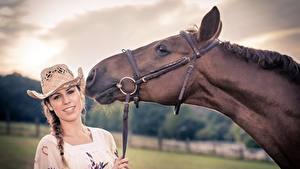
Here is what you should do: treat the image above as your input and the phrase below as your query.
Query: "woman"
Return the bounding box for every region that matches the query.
[27,64,129,169]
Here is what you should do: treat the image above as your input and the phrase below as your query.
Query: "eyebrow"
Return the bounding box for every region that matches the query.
[66,86,75,91]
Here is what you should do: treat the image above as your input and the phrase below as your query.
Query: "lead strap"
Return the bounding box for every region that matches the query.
[122,94,130,158]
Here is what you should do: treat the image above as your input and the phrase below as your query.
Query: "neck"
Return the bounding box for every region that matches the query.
[186,47,300,169]
[60,117,86,137]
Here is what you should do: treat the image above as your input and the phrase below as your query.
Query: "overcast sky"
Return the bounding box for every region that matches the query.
[1,0,299,79]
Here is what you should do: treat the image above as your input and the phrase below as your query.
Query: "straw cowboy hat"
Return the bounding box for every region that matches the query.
[27,64,85,100]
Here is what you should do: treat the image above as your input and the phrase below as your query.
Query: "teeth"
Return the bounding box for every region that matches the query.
[64,106,75,112]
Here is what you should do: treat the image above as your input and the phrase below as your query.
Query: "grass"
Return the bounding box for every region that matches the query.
[0,135,39,169]
[0,121,50,137]
[127,147,279,169]
[0,134,279,169]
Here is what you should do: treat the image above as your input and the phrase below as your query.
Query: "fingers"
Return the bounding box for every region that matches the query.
[120,158,129,164]
[118,162,129,169]
[114,157,129,169]
[115,157,128,164]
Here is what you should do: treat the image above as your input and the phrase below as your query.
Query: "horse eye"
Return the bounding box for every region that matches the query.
[155,44,170,57]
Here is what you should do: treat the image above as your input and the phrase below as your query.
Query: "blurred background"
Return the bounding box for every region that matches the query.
[2,0,300,168]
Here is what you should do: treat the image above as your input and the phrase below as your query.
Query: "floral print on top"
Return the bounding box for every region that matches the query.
[34,127,118,169]
[86,152,108,169]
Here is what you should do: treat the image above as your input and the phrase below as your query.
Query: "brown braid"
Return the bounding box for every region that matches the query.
[41,85,85,169]
[42,100,69,169]
[50,110,69,168]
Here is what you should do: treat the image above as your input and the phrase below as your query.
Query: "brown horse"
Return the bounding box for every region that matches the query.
[85,7,300,169]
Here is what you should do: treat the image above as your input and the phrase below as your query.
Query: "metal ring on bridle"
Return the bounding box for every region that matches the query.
[116,76,138,95]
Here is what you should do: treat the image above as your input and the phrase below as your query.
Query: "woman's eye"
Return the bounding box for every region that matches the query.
[155,44,170,57]
[53,95,60,100]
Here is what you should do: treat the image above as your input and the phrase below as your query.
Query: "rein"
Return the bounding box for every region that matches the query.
[116,31,220,158]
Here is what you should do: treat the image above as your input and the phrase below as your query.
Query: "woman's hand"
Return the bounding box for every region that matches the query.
[113,157,129,169]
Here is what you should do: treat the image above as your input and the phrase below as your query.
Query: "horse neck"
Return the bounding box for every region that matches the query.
[191,47,300,116]
[186,46,300,168]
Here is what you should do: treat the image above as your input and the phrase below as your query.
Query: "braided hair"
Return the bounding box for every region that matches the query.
[42,85,86,169]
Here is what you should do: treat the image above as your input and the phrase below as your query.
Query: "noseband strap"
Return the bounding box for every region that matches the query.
[117,30,220,158]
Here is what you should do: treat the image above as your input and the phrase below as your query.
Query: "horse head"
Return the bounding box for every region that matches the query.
[85,7,222,106]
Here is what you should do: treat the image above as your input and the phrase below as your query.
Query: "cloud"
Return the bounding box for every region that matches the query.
[1,0,299,78]
[239,28,300,47]
[44,0,211,75]
[28,0,300,76]
[0,0,36,67]
[219,0,300,62]
[219,0,300,41]
[239,28,300,62]
[1,0,224,78]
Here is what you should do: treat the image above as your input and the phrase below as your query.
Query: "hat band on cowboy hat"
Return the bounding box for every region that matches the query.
[27,64,85,100]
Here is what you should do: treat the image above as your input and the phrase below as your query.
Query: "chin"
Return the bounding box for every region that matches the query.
[64,116,81,122]
[62,111,82,122]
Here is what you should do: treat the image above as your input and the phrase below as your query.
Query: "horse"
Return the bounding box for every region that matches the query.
[85,6,300,169]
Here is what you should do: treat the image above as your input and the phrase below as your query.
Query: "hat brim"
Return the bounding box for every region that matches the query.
[27,67,85,100]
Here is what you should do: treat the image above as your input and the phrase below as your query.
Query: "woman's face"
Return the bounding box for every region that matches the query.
[48,85,83,122]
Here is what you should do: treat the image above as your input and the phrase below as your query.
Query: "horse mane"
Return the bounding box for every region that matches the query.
[220,41,300,84]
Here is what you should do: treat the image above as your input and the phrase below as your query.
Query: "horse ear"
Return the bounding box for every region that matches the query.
[198,6,222,42]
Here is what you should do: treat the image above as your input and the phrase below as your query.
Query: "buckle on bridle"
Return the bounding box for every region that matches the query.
[141,77,147,83]
[116,76,138,95]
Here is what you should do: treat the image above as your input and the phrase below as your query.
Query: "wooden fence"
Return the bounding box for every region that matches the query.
[0,122,271,161]
[112,132,272,161]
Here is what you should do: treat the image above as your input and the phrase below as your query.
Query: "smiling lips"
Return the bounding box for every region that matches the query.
[63,106,76,113]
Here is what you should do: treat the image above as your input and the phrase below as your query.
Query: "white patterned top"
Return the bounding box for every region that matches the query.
[34,127,118,169]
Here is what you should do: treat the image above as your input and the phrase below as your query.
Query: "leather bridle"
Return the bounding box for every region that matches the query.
[113,31,220,158]
[119,31,220,110]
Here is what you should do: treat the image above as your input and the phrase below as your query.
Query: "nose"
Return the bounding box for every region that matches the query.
[62,94,71,105]
[86,68,97,89]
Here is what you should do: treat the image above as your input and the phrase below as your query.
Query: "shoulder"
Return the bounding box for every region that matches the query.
[89,126,113,137]
[35,134,59,158]
[88,127,117,154]
[37,134,57,147]
[40,134,57,143]
[88,127,115,142]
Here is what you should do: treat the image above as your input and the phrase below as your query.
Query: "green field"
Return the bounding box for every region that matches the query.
[0,134,279,169]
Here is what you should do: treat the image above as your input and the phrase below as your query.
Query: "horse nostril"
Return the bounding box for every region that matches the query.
[86,68,97,89]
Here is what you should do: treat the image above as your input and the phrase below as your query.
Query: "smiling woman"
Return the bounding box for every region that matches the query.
[26,64,130,169]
